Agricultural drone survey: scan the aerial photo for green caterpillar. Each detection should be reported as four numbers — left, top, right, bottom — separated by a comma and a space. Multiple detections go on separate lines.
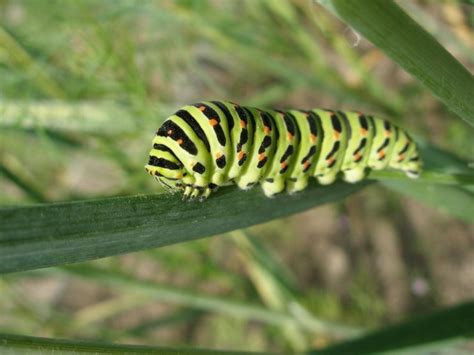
145, 101, 421, 200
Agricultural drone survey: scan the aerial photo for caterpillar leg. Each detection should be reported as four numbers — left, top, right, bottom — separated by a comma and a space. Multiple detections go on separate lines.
235, 176, 258, 191
183, 186, 200, 201
317, 174, 337, 185
405, 170, 420, 179
388, 137, 421, 179
198, 187, 212, 201
190, 188, 202, 199
403, 162, 421, 179
286, 177, 308, 194
261, 178, 285, 198
183, 186, 212, 201
183, 185, 193, 200
342, 168, 366, 183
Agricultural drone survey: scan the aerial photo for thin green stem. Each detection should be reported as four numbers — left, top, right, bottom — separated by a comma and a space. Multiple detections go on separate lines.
34, 265, 362, 337
368, 169, 474, 186
0, 333, 265, 354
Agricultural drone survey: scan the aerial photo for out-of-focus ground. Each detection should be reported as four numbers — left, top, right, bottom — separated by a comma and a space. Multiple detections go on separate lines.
0, 0, 473, 352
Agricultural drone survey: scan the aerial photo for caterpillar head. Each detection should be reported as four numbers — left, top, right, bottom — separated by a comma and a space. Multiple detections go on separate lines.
145, 148, 185, 192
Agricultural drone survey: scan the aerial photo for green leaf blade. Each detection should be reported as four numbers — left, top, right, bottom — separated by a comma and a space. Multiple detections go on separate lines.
319, 0, 474, 125
0, 181, 369, 274
0, 333, 265, 354
314, 301, 474, 354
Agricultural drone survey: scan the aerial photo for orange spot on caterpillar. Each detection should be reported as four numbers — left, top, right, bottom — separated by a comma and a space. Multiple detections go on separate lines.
238, 151, 245, 160
378, 151, 385, 159
360, 128, 368, 136
198, 106, 206, 112
263, 126, 270, 135
177, 139, 183, 145
258, 153, 266, 161
288, 133, 294, 140
209, 118, 218, 126
398, 154, 405, 162
354, 153, 362, 161
240, 120, 246, 128
303, 161, 311, 170
167, 129, 173, 135
280, 161, 287, 169
215, 152, 222, 159
385, 130, 391, 137
333, 131, 340, 140
310, 134, 317, 143
327, 157, 335, 166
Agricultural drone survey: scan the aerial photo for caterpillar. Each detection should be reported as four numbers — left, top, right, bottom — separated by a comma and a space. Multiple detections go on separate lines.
145, 101, 421, 200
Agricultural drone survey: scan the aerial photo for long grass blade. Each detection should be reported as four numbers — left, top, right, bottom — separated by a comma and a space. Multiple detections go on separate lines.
313, 300, 474, 354
0, 333, 267, 354
317, 0, 474, 126
48, 264, 358, 336
0, 181, 369, 274
0, 27, 65, 99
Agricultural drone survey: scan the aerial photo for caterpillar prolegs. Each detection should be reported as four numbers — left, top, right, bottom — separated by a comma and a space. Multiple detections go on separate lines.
145, 101, 421, 200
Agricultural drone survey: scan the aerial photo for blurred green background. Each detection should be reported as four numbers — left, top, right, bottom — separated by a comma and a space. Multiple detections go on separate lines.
0, 0, 473, 352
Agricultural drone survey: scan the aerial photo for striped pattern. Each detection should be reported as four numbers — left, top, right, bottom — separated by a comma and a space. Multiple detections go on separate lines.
145, 101, 422, 200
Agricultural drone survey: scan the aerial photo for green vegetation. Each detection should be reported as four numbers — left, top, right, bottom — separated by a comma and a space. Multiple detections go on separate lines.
319, 0, 474, 125
1, 0, 473, 353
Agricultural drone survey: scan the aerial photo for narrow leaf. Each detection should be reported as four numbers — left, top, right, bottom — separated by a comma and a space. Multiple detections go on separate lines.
0, 181, 369, 274
0, 100, 139, 136
44, 264, 357, 335
382, 182, 474, 223
373, 143, 474, 223
318, 0, 474, 125
0, 333, 265, 354
313, 300, 474, 354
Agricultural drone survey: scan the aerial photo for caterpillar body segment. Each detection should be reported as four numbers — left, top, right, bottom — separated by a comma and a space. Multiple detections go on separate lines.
339, 111, 373, 183
145, 101, 422, 200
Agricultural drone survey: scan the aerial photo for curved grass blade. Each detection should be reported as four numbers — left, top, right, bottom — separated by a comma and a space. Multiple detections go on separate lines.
231, 230, 362, 349
382, 181, 474, 224
0, 333, 267, 355
41, 264, 359, 336
398, 2, 474, 65
0, 27, 65, 99
318, 0, 474, 126
0, 100, 139, 136
375, 142, 474, 223
0, 160, 47, 203
0, 181, 370, 274
312, 300, 474, 354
